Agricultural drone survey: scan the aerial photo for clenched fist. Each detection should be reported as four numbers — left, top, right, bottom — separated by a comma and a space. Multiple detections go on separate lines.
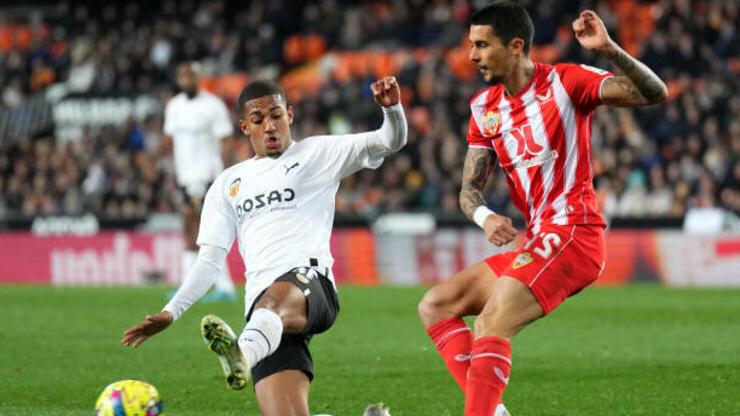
483, 213, 518, 246
572, 10, 618, 57
370, 76, 401, 107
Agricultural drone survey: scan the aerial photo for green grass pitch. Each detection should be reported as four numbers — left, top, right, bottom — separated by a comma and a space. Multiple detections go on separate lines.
1, 284, 739, 415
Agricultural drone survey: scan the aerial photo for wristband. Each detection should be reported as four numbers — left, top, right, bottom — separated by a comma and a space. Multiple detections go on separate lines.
473, 206, 495, 229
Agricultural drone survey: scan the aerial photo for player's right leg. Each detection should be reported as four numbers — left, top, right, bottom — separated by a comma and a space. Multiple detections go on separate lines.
464, 276, 543, 416
417, 261, 501, 392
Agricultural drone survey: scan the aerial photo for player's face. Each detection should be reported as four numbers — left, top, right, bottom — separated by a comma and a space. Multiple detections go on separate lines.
239, 94, 294, 158
176, 64, 198, 96
469, 25, 516, 85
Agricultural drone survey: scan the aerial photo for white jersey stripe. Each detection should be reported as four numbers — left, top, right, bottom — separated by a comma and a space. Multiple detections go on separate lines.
521, 83, 554, 235
470, 90, 490, 135
499, 94, 532, 215
550, 71, 578, 225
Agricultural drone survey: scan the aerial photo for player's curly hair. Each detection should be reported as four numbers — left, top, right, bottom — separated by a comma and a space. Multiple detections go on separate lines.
470, 1, 534, 54
238, 80, 288, 113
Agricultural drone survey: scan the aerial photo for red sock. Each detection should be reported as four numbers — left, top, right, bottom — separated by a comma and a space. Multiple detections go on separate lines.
464, 336, 512, 416
426, 317, 473, 391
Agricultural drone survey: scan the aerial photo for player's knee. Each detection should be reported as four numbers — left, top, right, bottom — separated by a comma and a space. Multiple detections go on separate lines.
418, 287, 447, 326
257, 303, 305, 333
417, 289, 435, 314
473, 308, 513, 338
280, 313, 308, 334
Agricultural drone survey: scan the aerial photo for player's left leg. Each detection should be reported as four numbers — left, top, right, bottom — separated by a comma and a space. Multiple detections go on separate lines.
465, 276, 543, 416
255, 370, 311, 416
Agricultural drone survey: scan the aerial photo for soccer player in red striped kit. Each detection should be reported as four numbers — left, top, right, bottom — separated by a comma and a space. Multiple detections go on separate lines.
418, 3, 667, 415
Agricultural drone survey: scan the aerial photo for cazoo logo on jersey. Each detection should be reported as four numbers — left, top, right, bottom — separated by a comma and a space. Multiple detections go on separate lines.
506, 123, 558, 169
235, 188, 296, 219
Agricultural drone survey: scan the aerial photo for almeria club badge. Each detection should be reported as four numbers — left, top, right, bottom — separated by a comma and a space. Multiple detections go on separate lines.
512, 252, 534, 269
482, 110, 501, 136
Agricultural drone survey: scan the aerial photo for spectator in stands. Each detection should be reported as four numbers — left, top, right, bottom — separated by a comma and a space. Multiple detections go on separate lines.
0, 0, 737, 221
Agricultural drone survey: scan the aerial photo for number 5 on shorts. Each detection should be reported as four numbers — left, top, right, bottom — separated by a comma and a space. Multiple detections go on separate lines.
526, 233, 562, 259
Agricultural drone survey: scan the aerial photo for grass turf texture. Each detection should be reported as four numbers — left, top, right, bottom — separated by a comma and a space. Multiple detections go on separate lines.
1, 285, 739, 415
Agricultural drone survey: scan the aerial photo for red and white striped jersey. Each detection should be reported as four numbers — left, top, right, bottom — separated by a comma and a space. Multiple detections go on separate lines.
467, 62, 613, 235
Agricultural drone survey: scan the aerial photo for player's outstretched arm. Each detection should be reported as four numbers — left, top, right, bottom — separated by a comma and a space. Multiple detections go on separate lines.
369, 76, 407, 154
573, 10, 667, 107
329, 76, 407, 178
121, 244, 227, 348
460, 147, 517, 246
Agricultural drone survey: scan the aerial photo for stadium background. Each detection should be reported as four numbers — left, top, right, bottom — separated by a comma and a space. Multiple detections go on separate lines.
0, 0, 738, 415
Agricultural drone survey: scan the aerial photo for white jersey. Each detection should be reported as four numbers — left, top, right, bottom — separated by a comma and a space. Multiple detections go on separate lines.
163, 91, 233, 192
196, 104, 406, 314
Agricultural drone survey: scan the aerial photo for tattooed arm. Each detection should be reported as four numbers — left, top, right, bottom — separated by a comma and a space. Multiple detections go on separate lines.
573, 10, 667, 107
460, 147, 518, 246
599, 48, 667, 106
459, 147, 494, 221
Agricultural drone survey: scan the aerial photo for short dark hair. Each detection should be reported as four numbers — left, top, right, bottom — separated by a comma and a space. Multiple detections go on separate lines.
238, 80, 287, 112
470, 1, 534, 54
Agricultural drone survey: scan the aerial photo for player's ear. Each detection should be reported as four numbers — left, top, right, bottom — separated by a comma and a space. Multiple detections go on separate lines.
287, 105, 294, 125
509, 37, 525, 56
238, 119, 249, 137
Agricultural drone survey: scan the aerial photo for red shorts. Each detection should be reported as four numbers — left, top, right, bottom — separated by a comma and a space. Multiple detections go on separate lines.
485, 224, 606, 314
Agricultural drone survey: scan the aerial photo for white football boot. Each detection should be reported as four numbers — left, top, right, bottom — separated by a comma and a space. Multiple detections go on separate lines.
495, 403, 512, 416
362, 403, 392, 416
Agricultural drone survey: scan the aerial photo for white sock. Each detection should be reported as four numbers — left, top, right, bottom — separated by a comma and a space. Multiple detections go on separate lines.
238, 308, 283, 367
181, 250, 197, 282
213, 259, 235, 294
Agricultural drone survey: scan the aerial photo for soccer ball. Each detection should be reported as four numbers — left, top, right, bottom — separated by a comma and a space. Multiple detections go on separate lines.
94, 379, 164, 416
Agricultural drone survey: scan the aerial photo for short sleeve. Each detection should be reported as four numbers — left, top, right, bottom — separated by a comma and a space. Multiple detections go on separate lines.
210, 98, 234, 139
555, 63, 613, 113
466, 114, 493, 149
163, 100, 176, 136
196, 175, 237, 251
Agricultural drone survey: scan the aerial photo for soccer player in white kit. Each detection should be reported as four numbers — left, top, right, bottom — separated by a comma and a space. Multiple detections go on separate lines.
123, 76, 407, 415
162, 62, 237, 301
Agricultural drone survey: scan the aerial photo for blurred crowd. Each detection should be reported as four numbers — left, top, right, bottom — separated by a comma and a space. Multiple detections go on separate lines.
0, 0, 737, 221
